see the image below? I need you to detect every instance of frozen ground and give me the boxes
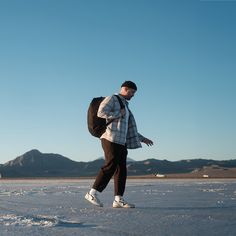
[0,178,236,236]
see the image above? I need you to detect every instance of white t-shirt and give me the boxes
[124,104,130,139]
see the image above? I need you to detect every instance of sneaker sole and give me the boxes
[112,203,135,208]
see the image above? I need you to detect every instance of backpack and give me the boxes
[87,95,125,138]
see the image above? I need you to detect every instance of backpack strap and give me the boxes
[114,94,125,109]
[105,95,125,126]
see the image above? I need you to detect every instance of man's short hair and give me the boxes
[121,81,137,91]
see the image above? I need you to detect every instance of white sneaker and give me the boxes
[112,198,135,208]
[85,192,103,207]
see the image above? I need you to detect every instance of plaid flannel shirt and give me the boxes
[98,94,145,149]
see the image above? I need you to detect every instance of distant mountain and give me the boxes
[0,149,236,178]
[0,149,99,178]
[96,156,136,163]
[127,158,236,176]
[4,149,77,168]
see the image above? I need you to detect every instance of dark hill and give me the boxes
[0,150,236,178]
[1,149,86,177]
[4,149,77,168]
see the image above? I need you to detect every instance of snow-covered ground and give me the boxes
[0,178,236,236]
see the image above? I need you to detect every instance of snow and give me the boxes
[0,178,236,236]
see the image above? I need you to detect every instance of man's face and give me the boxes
[124,87,136,100]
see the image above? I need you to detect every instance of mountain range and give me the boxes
[0,149,236,178]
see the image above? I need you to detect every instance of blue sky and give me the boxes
[0,0,235,163]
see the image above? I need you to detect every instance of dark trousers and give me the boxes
[93,139,128,196]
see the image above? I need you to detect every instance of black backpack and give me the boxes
[87,95,125,138]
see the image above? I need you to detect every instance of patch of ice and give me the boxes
[201,188,225,193]
[0,185,83,197]
[0,214,85,228]
[0,214,57,227]
[217,201,224,204]
[142,189,173,195]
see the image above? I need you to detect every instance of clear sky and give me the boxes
[0,0,235,163]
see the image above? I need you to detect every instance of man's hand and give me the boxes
[142,138,154,146]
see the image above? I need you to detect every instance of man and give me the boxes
[85,81,153,208]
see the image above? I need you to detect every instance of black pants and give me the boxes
[93,139,128,196]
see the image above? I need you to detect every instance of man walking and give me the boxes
[85,81,153,208]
